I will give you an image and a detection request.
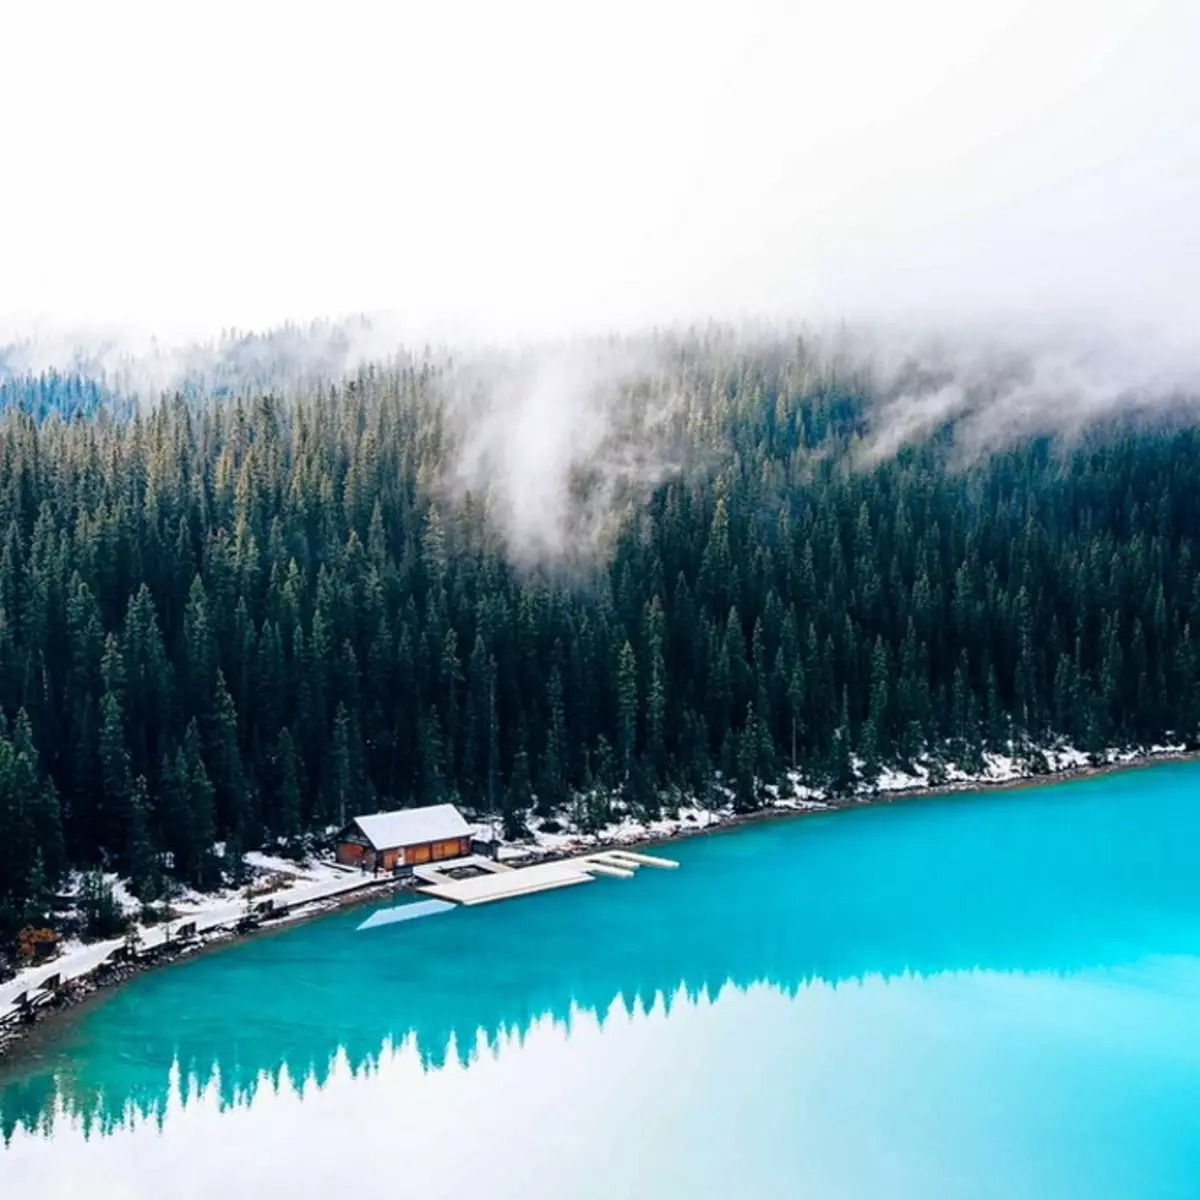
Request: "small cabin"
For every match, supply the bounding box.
[335,803,474,873]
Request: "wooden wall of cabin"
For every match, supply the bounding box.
[336,842,365,867]
[399,837,471,866]
[338,836,471,872]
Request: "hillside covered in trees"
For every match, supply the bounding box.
[1,333,1199,945]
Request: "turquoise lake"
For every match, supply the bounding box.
[5,762,1200,1198]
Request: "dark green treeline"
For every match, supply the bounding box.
[2,340,1200,935]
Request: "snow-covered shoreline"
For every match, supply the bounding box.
[0,855,395,1030]
[2,741,1194,1056]
[502,741,1193,862]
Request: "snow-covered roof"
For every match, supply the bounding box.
[350,804,472,850]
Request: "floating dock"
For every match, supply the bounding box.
[413,848,678,907]
[418,860,595,906]
[603,849,680,869]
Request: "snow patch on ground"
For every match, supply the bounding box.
[492,739,1192,865]
[163,853,358,924]
[107,875,141,918]
[1,850,381,1018]
[242,852,352,885]
[495,801,734,861]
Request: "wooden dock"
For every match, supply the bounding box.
[414,848,679,907]
[603,849,680,869]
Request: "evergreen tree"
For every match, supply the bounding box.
[734,704,760,813]
[126,776,159,901]
[276,727,303,843]
[182,721,217,888]
[98,690,131,864]
[827,690,856,797]
[538,666,568,815]
[504,721,533,839]
[616,640,638,782]
[23,850,52,928]
[80,869,125,940]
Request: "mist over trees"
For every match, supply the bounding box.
[1,333,1199,941]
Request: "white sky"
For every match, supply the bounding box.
[1,0,1196,342]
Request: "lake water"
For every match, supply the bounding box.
[5,763,1200,1199]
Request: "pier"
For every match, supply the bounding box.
[412,848,679,907]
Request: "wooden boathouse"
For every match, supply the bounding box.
[335,804,474,873]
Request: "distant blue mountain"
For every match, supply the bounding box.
[0,370,132,421]
[0,316,401,419]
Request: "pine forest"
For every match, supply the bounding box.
[1,335,1198,948]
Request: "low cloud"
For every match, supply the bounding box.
[441,339,684,564]
[835,321,1200,465]
[0,315,417,399]
[0,319,692,567]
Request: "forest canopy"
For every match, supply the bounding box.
[1,332,1198,940]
